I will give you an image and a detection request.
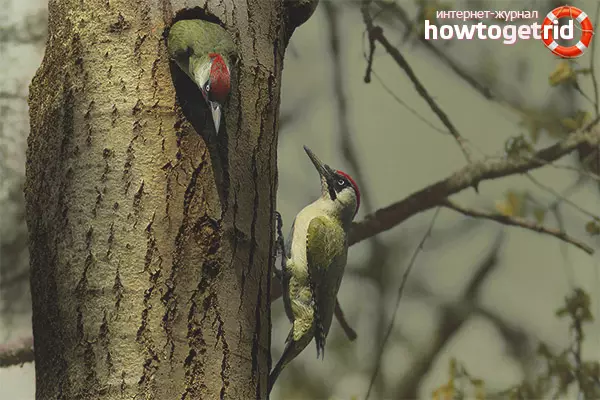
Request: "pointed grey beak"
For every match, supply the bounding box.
[209,101,222,133]
[303,146,337,198]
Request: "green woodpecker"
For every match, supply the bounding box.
[167,19,236,134]
[269,146,360,393]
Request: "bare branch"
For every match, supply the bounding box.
[525,173,599,220]
[0,91,27,100]
[371,1,497,102]
[361,10,473,164]
[0,337,34,368]
[442,199,593,255]
[349,119,600,246]
[365,207,441,400]
[361,0,376,84]
[334,301,357,341]
[0,270,29,290]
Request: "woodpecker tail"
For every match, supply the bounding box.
[310,283,326,360]
[268,327,311,395]
[268,341,291,395]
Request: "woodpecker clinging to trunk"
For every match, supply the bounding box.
[167,19,236,134]
[269,146,360,393]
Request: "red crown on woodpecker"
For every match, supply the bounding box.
[335,170,360,216]
[208,53,230,103]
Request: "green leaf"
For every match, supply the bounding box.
[495,191,527,217]
[549,61,576,86]
[561,110,591,131]
[585,220,600,236]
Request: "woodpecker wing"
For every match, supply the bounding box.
[305,215,346,359]
[167,20,236,77]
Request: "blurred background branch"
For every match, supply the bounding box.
[0,337,34,368]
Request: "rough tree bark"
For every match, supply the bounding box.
[25,0,315,398]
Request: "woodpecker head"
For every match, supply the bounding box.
[303,146,360,221]
[194,52,231,133]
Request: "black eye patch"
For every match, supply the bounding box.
[334,176,348,191]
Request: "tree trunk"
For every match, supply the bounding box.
[24,0,305,397]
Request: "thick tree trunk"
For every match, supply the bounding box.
[24,0,299,398]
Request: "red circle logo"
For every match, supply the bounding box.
[542,6,594,58]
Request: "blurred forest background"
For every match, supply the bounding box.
[2,0,600,399]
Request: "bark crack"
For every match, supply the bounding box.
[137,268,161,391]
[215,310,230,399]
[112,267,123,316]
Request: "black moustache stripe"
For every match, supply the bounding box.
[328,185,337,201]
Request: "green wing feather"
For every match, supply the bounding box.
[306,216,345,359]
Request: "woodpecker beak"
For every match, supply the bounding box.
[209,101,222,133]
[303,146,337,200]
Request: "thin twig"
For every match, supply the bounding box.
[349,117,600,246]
[545,175,584,212]
[372,0,497,102]
[443,199,593,255]
[553,202,577,289]
[334,301,357,341]
[590,3,600,117]
[545,178,585,288]
[0,91,27,100]
[371,70,449,136]
[393,237,513,397]
[361,0,376,83]
[365,207,441,400]
[537,160,600,183]
[0,337,34,368]
[574,84,596,109]
[365,25,473,164]
[525,173,599,221]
